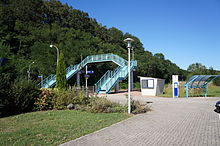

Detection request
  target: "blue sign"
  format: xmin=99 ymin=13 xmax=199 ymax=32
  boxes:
xmin=86 ymin=70 xmax=94 ymax=74
xmin=84 ymin=74 xmax=90 ymax=78
xmin=174 ymin=82 xmax=178 ymax=97
xmin=80 ymin=70 xmax=85 ymax=74
xmin=38 ymin=76 xmax=43 ymax=78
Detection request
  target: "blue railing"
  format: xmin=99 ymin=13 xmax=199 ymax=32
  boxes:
xmin=95 ymin=60 xmax=137 ymax=94
xmin=39 ymin=53 xmax=131 ymax=89
xmin=94 ymin=66 xmax=121 ymax=93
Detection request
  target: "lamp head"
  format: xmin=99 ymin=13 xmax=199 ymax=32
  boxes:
xmin=124 ymin=38 xmax=134 ymax=43
xmin=124 ymin=38 xmax=134 ymax=48
xmin=49 ymin=45 xmax=53 ymax=48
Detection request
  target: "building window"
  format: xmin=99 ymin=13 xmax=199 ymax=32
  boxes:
xmin=142 ymin=79 xmax=154 ymax=89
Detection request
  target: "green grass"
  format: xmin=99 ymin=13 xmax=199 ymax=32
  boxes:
xmin=207 ymin=85 xmax=220 ymax=97
xmin=161 ymin=84 xmax=220 ymax=97
xmin=0 ymin=110 xmax=130 ymax=146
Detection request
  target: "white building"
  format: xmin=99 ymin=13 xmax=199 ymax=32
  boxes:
xmin=140 ymin=77 xmax=165 ymax=96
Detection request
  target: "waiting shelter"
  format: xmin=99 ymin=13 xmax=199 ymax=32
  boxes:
xmin=140 ymin=77 xmax=165 ymax=96
xmin=184 ymin=75 xmax=219 ymax=98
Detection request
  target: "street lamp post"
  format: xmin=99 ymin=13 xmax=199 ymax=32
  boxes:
xmin=124 ymin=38 xmax=134 ymax=114
xmin=27 ymin=61 xmax=35 ymax=82
xmin=50 ymin=45 xmax=59 ymax=65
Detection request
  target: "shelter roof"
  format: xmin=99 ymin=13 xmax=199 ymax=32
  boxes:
xmin=185 ymin=75 xmax=219 ymax=88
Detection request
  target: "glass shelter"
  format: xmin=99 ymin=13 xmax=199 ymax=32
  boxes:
xmin=184 ymin=75 xmax=219 ymax=98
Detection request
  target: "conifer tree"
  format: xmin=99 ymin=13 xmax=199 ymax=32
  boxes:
xmin=56 ymin=52 xmax=66 ymax=89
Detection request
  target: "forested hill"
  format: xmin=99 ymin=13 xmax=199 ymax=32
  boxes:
xmin=0 ymin=0 xmax=187 ymax=84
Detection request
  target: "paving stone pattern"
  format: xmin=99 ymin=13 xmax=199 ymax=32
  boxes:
xmin=61 ymin=96 xmax=220 ymax=146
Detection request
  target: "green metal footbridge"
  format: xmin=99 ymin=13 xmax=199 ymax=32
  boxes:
xmin=39 ymin=53 xmax=137 ymax=94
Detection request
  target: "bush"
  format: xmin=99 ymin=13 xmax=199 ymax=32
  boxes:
xmin=52 ymin=89 xmax=89 ymax=110
xmin=131 ymin=100 xmax=151 ymax=114
xmin=0 ymin=78 xmax=40 ymax=117
xmin=52 ymin=89 xmax=71 ymax=110
xmin=0 ymin=74 xmax=12 ymax=117
xmin=86 ymin=96 xmax=127 ymax=113
xmin=34 ymin=88 xmax=89 ymax=110
xmin=213 ymin=77 xmax=220 ymax=86
xmin=34 ymin=88 xmax=150 ymax=114
xmin=11 ymin=79 xmax=40 ymax=113
xmin=34 ymin=89 xmax=54 ymax=111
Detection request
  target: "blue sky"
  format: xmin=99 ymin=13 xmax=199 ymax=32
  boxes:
xmin=60 ymin=0 xmax=220 ymax=70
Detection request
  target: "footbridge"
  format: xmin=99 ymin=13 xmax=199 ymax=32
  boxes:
xmin=40 ymin=53 xmax=137 ymax=94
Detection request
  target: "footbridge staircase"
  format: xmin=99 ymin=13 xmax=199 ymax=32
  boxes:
xmin=40 ymin=53 xmax=137 ymax=94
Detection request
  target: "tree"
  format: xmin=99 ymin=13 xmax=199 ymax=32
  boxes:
xmin=0 ymin=0 xmax=188 ymax=86
xmin=56 ymin=52 xmax=66 ymax=89
xmin=187 ymin=63 xmax=206 ymax=73
xmin=154 ymin=53 xmax=165 ymax=60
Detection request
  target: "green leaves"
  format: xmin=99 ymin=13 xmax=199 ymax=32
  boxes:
xmin=56 ymin=52 xmax=66 ymax=90
xmin=0 ymin=0 xmax=188 ymax=86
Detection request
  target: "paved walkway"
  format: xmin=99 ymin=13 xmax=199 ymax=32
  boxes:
xmin=61 ymin=92 xmax=220 ymax=146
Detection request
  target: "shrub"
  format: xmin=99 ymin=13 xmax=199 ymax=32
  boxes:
xmin=10 ymin=78 xmax=40 ymax=113
xmin=125 ymin=94 xmax=151 ymax=114
xmin=87 ymin=96 xmax=127 ymax=113
xmin=131 ymin=100 xmax=151 ymax=114
xmin=0 ymin=78 xmax=40 ymax=117
xmin=34 ymin=89 xmax=54 ymax=111
xmin=52 ymin=89 xmax=71 ymax=110
xmin=51 ymin=89 xmax=88 ymax=110
xmin=34 ymin=87 xmax=89 ymax=111
xmin=213 ymin=77 xmax=220 ymax=86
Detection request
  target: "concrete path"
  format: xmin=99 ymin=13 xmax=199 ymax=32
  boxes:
xmin=61 ymin=93 xmax=220 ymax=146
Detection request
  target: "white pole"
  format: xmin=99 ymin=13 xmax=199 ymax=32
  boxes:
xmin=85 ymin=65 xmax=88 ymax=97
xmin=27 ymin=62 xmax=34 ymax=82
xmin=50 ymin=45 xmax=59 ymax=66
xmin=124 ymin=38 xmax=134 ymax=114
xmin=128 ymin=46 xmax=131 ymax=114
xmin=54 ymin=46 xmax=59 ymax=65
xmin=86 ymin=65 xmax=88 ymax=89
xmin=41 ymin=75 xmax=43 ymax=87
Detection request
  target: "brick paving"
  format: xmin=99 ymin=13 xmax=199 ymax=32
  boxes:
xmin=61 ymin=93 xmax=220 ymax=146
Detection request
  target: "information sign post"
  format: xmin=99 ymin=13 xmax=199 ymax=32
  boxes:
xmin=172 ymin=75 xmax=179 ymax=98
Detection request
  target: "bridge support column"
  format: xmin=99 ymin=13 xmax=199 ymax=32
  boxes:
xmin=130 ymin=70 xmax=134 ymax=91
xmin=77 ymin=72 xmax=80 ymax=87
xmin=114 ymin=81 xmax=119 ymax=93
xmin=204 ymin=87 xmax=207 ymax=97
xmin=185 ymin=85 xmax=189 ymax=98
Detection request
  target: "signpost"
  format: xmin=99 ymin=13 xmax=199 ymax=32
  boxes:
xmin=38 ymin=75 xmax=43 ymax=87
xmin=172 ymin=75 xmax=179 ymax=98
xmin=84 ymin=74 xmax=90 ymax=78
xmin=86 ymin=70 xmax=94 ymax=74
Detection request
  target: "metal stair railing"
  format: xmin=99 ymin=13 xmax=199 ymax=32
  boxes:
xmin=40 ymin=53 xmax=128 ymax=88
xmin=40 ymin=74 xmax=56 ymax=88
xmin=66 ymin=64 xmax=81 ymax=80
xmin=80 ymin=53 xmax=127 ymax=67
xmin=105 ymin=66 xmax=127 ymax=93
xmin=104 ymin=60 xmax=137 ymax=93
xmin=94 ymin=66 xmax=121 ymax=93
xmin=94 ymin=70 xmax=112 ymax=93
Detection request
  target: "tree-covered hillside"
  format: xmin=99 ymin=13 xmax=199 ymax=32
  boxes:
xmin=0 ymin=0 xmax=187 ymax=86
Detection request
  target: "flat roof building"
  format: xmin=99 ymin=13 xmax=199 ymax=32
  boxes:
xmin=140 ymin=77 xmax=165 ymax=96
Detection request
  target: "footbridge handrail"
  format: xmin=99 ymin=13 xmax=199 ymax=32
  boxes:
xmin=39 ymin=53 xmax=129 ymax=88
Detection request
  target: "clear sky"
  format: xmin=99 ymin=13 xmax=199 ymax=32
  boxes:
xmin=60 ymin=0 xmax=220 ymax=70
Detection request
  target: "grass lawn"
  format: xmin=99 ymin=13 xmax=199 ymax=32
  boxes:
xmin=0 ymin=110 xmax=130 ymax=146
xmin=161 ymin=84 xmax=220 ymax=97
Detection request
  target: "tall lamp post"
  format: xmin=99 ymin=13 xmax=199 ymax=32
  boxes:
xmin=27 ymin=61 xmax=35 ymax=82
xmin=50 ymin=45 xmax=59 ymax=65
xmin=124 ymin=38 xmax=134 ymax=114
